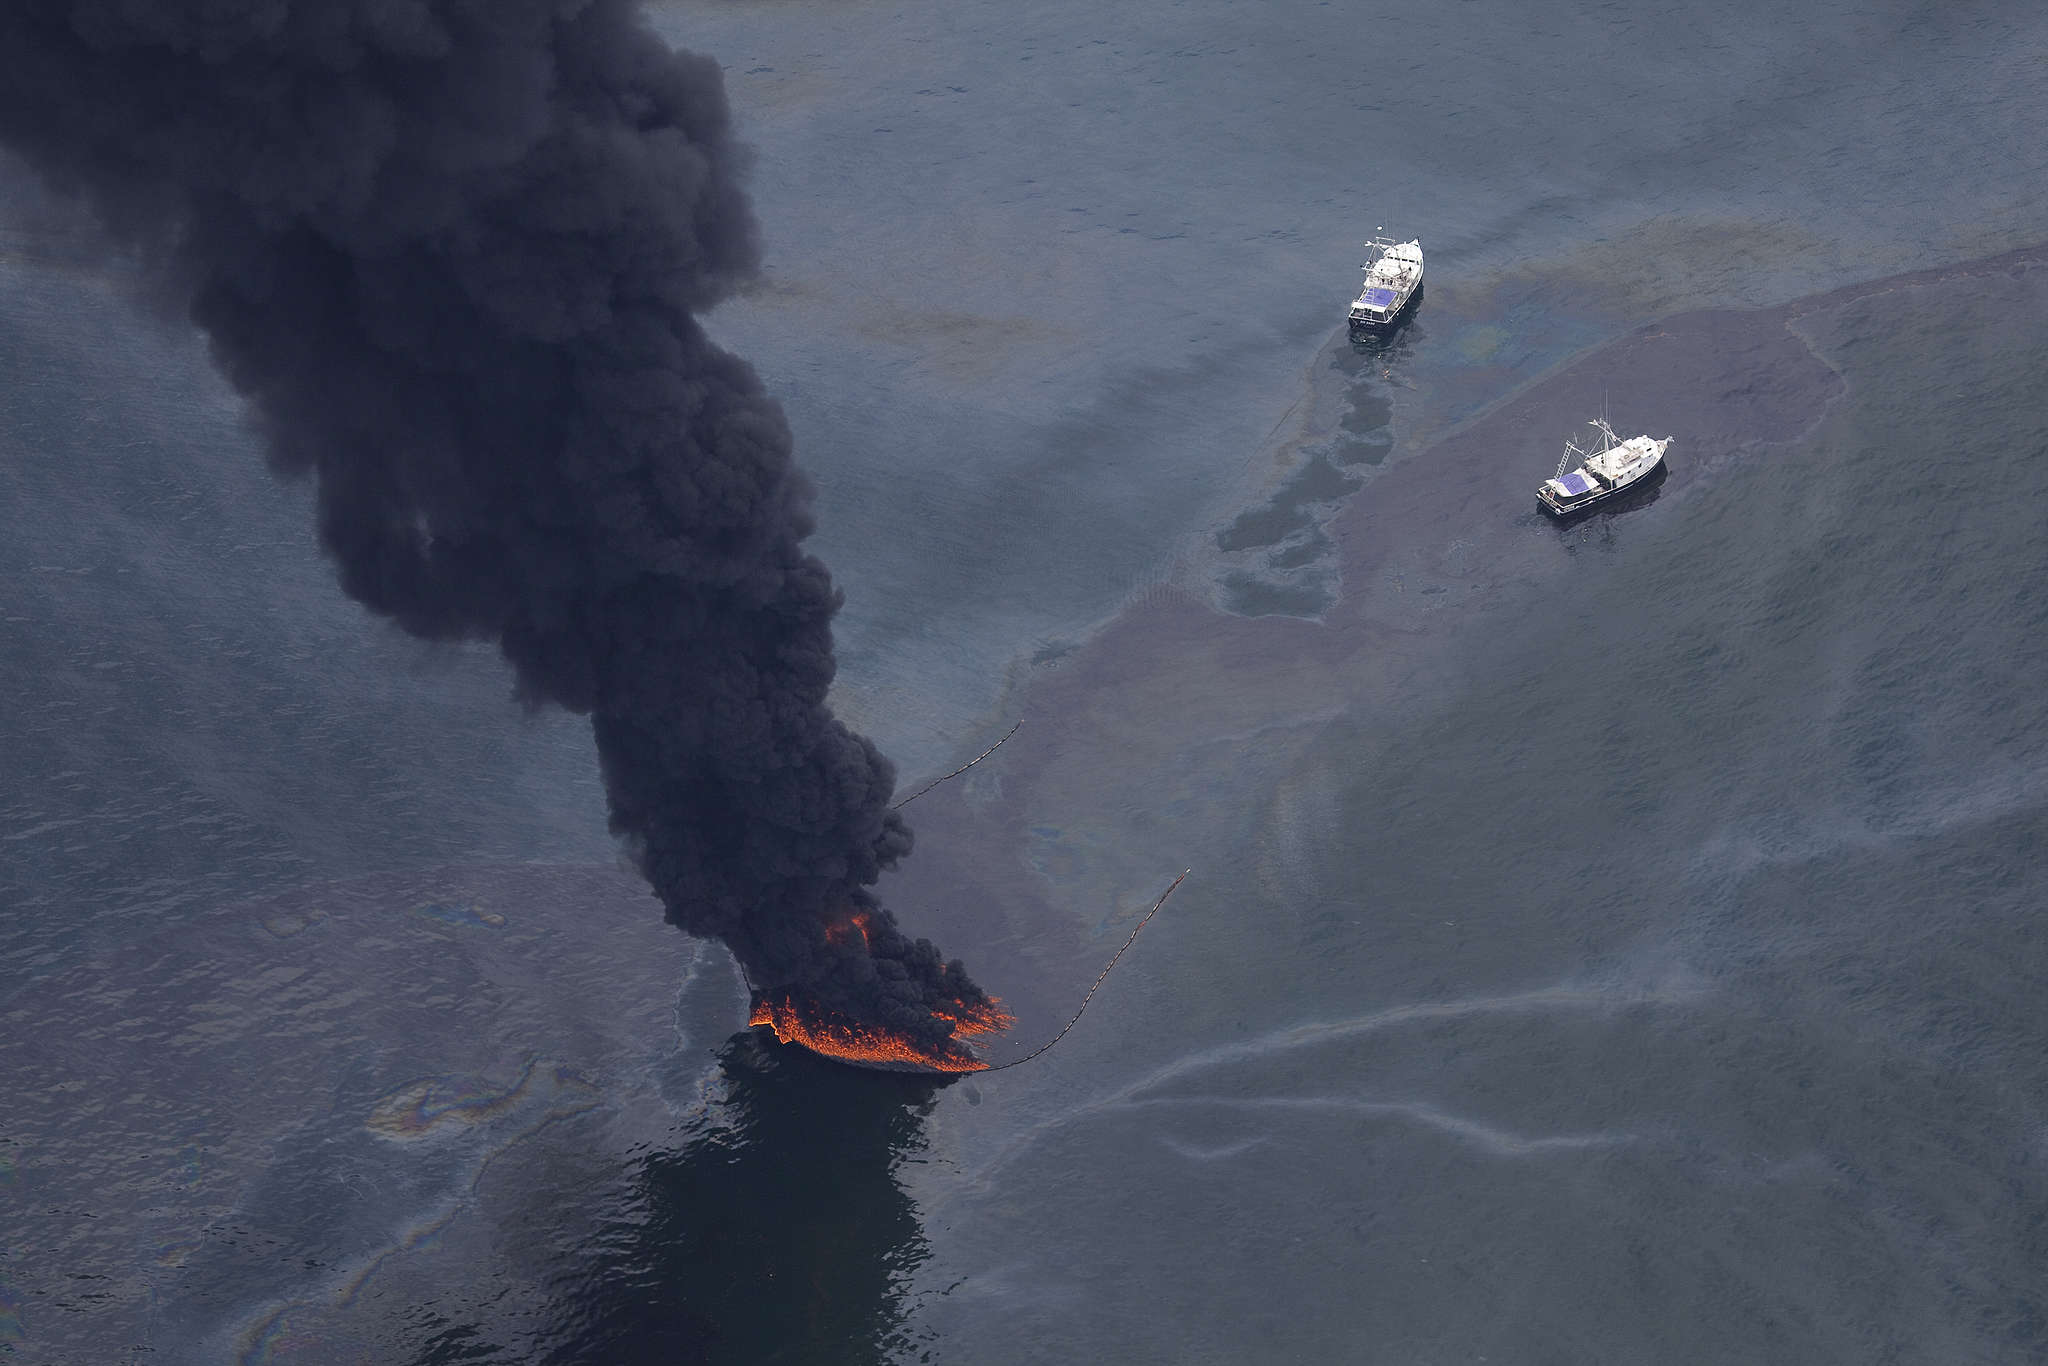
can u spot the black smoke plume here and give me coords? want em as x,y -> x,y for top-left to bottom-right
0,1 -> 995,1054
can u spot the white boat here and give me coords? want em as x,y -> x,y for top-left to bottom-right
1347,236 -> 1423,331
1538,419 -> 1670,517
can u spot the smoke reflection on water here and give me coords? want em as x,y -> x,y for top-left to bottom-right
525,1036 -> 949,1366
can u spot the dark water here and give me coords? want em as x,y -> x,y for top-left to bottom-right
5,1 -> 2047,1362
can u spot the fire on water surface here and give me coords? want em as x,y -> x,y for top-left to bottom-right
749,870 -> 1189,1074
748,988 -> 1016,1074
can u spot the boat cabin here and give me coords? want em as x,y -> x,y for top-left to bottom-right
1349,238 -> 1424,328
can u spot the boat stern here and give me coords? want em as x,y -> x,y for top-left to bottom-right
1349,286 -> 1402,328
1538,470 -> 1602,516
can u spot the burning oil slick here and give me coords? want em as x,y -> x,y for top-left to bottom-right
748,908 -> 1014,1072
749,986 -> 1014,1075
750,869 -> 1188,1074
0,1 -> 997,1054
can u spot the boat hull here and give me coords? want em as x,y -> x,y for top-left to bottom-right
1348,282 -> 1421,333
1538,457 -> 1668,519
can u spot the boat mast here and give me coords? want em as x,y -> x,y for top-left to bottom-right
1555,437 -> 1585,479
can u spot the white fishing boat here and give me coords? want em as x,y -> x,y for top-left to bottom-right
1347,235 -> 1424,331
1538,418 -> 1670,517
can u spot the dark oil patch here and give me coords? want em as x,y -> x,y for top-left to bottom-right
1217,454 -> 1362,553
1219,572 -> 1331,619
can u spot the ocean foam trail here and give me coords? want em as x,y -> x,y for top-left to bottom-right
1690,761 -> 2048,882
1134,1094 -> 1638,1160
959,980 -> 1704,1187
1157,1135 -> 1269,1163
1125,980 -> 1707,1099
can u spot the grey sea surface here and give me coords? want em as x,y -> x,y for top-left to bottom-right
4,0 -> 2047,1362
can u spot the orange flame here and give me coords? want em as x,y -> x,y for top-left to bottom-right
823,911 -> 872,951
749,988 -> 1014,1073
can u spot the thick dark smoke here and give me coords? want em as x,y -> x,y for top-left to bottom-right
0,0 -> 995,1051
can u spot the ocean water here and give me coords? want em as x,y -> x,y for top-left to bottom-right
3,1 -> 2046,1362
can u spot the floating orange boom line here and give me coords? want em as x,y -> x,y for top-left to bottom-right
982,868 -> 1188,1073
890,720 -> 1022,810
